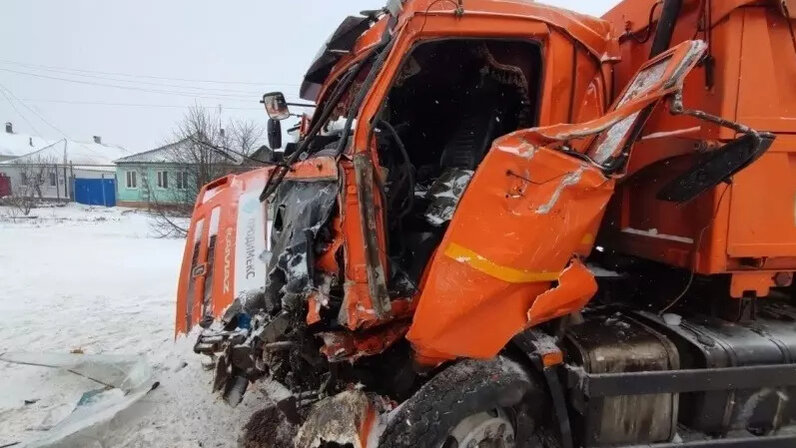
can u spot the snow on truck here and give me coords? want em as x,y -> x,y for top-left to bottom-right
175,0 -> 796,446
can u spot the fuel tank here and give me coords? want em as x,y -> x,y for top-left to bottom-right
636,304 -> 796,435
563,312 -> 680,446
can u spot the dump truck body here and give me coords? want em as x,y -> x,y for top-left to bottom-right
602,0 -> 796,289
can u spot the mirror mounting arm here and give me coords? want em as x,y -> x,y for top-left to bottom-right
668,92 -> 759,137
656,92 -> 775,203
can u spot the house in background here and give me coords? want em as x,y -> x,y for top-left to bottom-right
115,136 -> 242,208
0,124 -> 128,205
0,122 -> 58,163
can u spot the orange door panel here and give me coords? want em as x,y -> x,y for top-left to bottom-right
406,40 -> 708,364
406,143 -> 614,362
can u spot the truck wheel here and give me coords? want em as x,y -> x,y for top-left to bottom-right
379,357 -> 543,448
442,408 -> 517,447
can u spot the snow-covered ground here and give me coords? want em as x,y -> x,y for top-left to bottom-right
0,204 -> 267,447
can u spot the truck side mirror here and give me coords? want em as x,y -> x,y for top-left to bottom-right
268,119 -> 282,150
262,92 -> 290,121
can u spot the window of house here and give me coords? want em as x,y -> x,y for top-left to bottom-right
49,171 -> 56,186
126,170 -> 137,189
157,171 -> 168,189
175,171 -> 188,189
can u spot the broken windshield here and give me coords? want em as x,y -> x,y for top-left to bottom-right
589,56 -> 671,164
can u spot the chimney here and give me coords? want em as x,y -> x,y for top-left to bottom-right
5,122 -> 11,133
93,135 -> 102,144
220,128 -> 225,138
29,137 -> 33,146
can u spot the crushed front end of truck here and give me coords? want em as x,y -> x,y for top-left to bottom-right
172,0 -> 796,446
175,1 -> 624,415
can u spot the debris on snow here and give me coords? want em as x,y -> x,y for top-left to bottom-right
0,204 -> 262,448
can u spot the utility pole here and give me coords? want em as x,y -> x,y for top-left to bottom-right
63,139 -> 69,200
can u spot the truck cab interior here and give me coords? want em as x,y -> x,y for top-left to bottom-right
373,38 -> 542,295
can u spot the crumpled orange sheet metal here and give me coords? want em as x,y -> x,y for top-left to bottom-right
319,320 -> 411,363
406,141 -> 614,363
527,258 -> 597,326
175,157 -> 338,336
405,40 -> 708,364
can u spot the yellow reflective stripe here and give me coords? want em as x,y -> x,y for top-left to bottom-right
444,242 -> 560,284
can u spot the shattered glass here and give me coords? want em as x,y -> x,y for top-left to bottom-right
590,57 -> 670,164
423,168 -> 474,226
260,178 -> 338,314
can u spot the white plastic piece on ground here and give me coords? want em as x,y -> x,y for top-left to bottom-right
0,352 -> 154,447
0,204 -> 259,447
1,352 -> 152,392
662,313 -> 683,326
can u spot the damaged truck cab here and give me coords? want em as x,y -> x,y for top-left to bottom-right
176,1 -> 796,447
178,0 -> 626,373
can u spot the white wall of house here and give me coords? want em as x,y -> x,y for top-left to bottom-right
0,164 -> 115,200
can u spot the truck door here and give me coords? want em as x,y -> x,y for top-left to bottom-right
407,40 -> 709,364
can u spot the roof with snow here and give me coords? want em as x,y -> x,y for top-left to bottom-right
0,130 -> 59,158
0,135 -> 129,168
115,136 -> 242,165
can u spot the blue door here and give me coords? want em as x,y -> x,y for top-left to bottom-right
74,178 -> 116,206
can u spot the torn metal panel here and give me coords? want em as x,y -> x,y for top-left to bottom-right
407,144 -> 614,363
295,390 -> 385,448
527,258 -> 598,326
261,178 -> 338,315
534,166 -> 585,214
352,153 -> 391,319
306,275 -> 333,325
176,156 -> 339,336
502,40 -> 708,168
318,320 -> 411,363
424,168 -> 474,226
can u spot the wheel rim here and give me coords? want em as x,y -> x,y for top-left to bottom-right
440,408 -> 516,448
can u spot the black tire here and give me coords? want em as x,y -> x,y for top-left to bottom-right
379,356 -> 542,448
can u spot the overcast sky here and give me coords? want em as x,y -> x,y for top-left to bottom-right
0,0 -> 618,152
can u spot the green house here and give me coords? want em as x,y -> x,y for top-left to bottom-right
115,136 -> 242,208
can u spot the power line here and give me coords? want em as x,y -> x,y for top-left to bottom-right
0,67 -> 307,103
0,58 -> 302,88
17,98 -> 266,111
0,82 -> 105,159
0,67 -> 264,101
0,84 -> 43,136
0,62 -> 275,96
4,85 -> 70,136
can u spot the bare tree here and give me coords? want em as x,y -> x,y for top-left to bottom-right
227,118 -> 265,158
4,153 -> 58,217
147,106 -> 264,237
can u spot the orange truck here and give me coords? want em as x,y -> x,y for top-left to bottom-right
176,0 -> 796,446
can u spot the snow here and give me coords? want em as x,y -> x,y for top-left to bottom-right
0,138 -> 129,170
0,131 -> 57,159
115,136 -> 242,165
0,204 -> 266,447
